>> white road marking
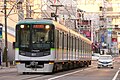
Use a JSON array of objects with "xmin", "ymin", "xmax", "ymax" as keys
[
  {"xmin": 24, "ymin": 75, "xmax": 51, "ymax": 80},
  {"xmin": 47, "ymin": 67, "xmax": 93, "ymax": 80},
  {"xmin": 112, "ymin": 68, "xmax": 120, "ymax": 80}
]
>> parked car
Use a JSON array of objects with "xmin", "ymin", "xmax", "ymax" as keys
[
  {"xmin": 97, "ymin": 55, "xmax": 113, "ymax": 69},
  {"xmin": 92, "ymin": 53, "xmax": 100, "ymax": 60}
]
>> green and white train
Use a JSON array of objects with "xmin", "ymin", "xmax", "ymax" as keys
[{"xmin": 14, "ymin": 19, "xmax": 92, "ymax": 74}]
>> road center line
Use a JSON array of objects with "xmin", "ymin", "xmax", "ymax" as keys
[
  {"xmin": 112, "ymin": 68, "xmax": 120, "ymax": 80},
  {"xmin": 47, "ymin": 67, "xmax": 93, "ymax": 80}
]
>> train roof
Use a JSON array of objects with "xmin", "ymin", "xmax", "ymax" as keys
[
  {"xmin": 16, "ymin": 19, "xmax": 53, "ymax": 25},
  {"xmin": 16, "ymin": 19, "xmax": 92, "ymax": 44}
]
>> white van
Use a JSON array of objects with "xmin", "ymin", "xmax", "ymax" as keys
[{"xmin": 97, "ymin": 55, "xmax": 113, "ymax": 69}]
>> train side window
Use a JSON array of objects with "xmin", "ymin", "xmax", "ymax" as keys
[
  {"xmin": 90, "ymin": 44, "xmax": 91, "ymax": 52},
  {"xmin": 83, "ymin": 41, "xmax": 85, "ymax": 54},
  {"xmin": 84, "ymin": 42, "xmax": 85, "ymax": 54},
  {"xmin": 59, "ymin": 32, "xmax": 62, "ymax": 48},
  {"xmin": 87, "ymin": 44, "xmax": 89, "ymax": 53},
  {"xmin": 86, "ymin": 43, "xmax": 88, "ymax": 55},
  {"xmin": 81, "ymin": 41, "xmax": 84, "ymax": 54},
  {"xmin": 64, "ymin": 34, "xmax": 67, "ymax": 48},
  {"xmin": 67, "ymin": 34, "xmax": 68, "ymax": 59},
  {"xmin": 62, "ymin": 32, "xmax": 64, "ymax": 49},
  {"xmin": 73, "ymin": 36, "xmax": 74, "ymax": 51},
  {"xmin": 69, "ymin": 36, "xmax": 71, "ymax": 50},
  {"xmin": 78, "ymin": 38, "xmax": 79, "ymax": 56},
  {"xmin": 85, "ymin": 42, "xmax": 86, "ymax": 55},
  {"xmin": 79, "ymin": 39, "xmax": 81, "ymax": 52},
  {"xmin": 75, "ymin": 37, "xmax": 76, "ymax": 52},
  {"xmin": 77, "ymin": 38, "xmax": 79, "ymax": 50},
  {"xmin": 76, "ymin": 38, "xmax": 78, "ymax": 50},
  {"xmin": 57, "ymin": 30, "xmax": 59, "ymax": 48},
  {"xmin": 86, "ymin": 43, "xmax": 88, "ymax": 53},
  {"xmin": 67, "ymin": 34, "xmax": 68, "ymax": 50},
  {"xmin": 84, "ymin": 42, "xmax": 86, "ymax": 53},
  {"xmin": 72, "ymin": 36, "xmax": 73, "ymax": 51},
  {"xmin": 81, "ymin": 40, "xmax": 82, "ymax": 53}
]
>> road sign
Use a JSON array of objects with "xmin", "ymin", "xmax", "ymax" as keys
[
  {"xmin": 112, "ymin": 38, "xmax": 117, "ymax": 42},
  {"xmin": 107, "ymin": 28, "xmax": 112, "ymax": 31},
  {"xmin": 101, "ymin": 34, "xmax": 105, "ymax": 42},
  {"xmin": 107, "ymin": 30, "xmax": 112, "ymax": 37}
]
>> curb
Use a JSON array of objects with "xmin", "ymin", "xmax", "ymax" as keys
[{"xmin": 0, "ymin": 66, "xmax": 17, "ymax": 73}]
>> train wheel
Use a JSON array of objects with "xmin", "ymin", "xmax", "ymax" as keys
[
  {"xmin": 53, "ymin": 64, "xmax": 57, "ymax": 73},
  {"xmin": 63, "ymin": 63, "xmax": 69, "ymax": 71},
  {"xmin": 23, "ymin": 72, "xmax": 25, "ymax": 74},
  {"xmin": 86, "ymin": 62, "xmax": 89, "ymax": 67}
]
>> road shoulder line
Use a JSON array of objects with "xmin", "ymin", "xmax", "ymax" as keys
[
  {"xmin": 112, "ymin": 68, "xmax": 120, "ymax": 80},
  {"xmin": 47, "ymin": 67, "xmax": 93, "ymax": 80}
]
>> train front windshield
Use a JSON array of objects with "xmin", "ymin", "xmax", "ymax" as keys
[{"xmin": 16, "ymin": 24, "xmax": 54, "ymax": 53}]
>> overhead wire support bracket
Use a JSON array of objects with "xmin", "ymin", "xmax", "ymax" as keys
[
  {"xmin": 50, "ymin": 4, "xmax": 64, "ymax": 21},
  {"xmin": 7, "ymin": 0, "xmax": 21, "ymax": 18}
]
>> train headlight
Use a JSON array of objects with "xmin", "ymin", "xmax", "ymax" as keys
[
  {"xmin": 20, "ymin": 25, "xmax": 24, "ymax": 28},
  {"xmin": 45, "ymin": 25, "xmax": 50, "ymax": 29},
  {"xmin": 16, "ymin": 62, "xmax": 20, "ymax": 64},
  {"xmin": 49, "ymin": 62, "xmax": 54, "ymax": 64}
]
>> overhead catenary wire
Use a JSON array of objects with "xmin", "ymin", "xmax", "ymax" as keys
[
  {"xmin": 0, "ymin": 0, "xmax": 78, "ymax": 22},
  {"xmin": 57, "ymin": 0, "xmax": 77, "ymax": 19}
]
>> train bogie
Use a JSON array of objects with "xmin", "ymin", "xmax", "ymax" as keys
[{"xmin": 16, "ymin": 62, "xmax": 54, "ymax": 73}]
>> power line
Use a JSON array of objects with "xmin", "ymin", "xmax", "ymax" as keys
[{"xmin": 58, "ymin": 0, "xmax": 76, "ymax": 18}]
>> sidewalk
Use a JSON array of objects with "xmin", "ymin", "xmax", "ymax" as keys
[{"xmin": 0, "ymin": 65, "xmax": 17, "ymax": 73}]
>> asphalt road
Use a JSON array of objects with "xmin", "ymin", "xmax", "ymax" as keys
[{"xmin": 0, "ymin": 57, "xmax": 120, "ymax": 80}]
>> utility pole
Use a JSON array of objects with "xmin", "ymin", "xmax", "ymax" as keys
[
  {"xmin": 26, "ymin": 0, "xmax": 30, "ymax": 18},
  {"xmin": 4, "ymin": 0, "xmax": 8, "ymax": 67},
  {"xmin": 100, "ymin": 0, "xmax": 109, "ymax": 54},
  {"xmin": 103, "ymin": 0, "xmax": 107, "ymax": 30},
  {"xmin": 17, "ymin": 1, "xmax": 24, "ymax": 21},
  {"xmin": 3, "ymin": 0, "xmax": 22, "ymax": 67}
]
